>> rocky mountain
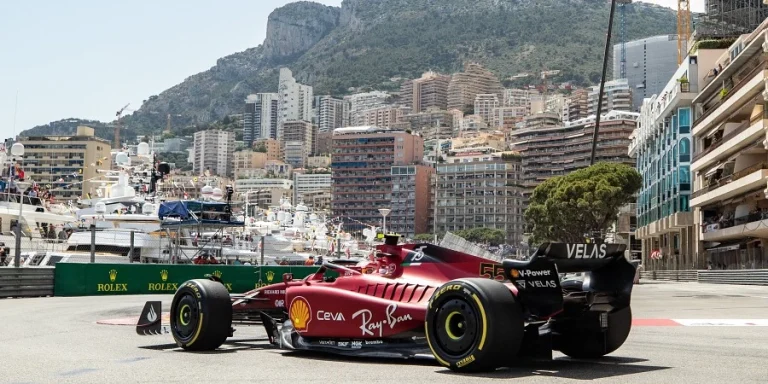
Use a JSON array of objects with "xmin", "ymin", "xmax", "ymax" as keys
[{"xmin": 22, "ymin": 0, "xmax": 677, "ymax": 138}]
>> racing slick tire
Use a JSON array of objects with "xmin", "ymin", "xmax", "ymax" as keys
[
  {"xmin": 557, "ymin": 306, "xmax": 632, "ymax": 358},
  {"xmin": 425, "ymin": 278, "xmax": 524, "ymax": 372},
  {"xmin": 169, "ymin": 279, "xmax": 232, "ymax": 351}
]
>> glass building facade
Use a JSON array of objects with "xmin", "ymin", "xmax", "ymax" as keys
[{"xmin": 637, "ymin": 106, "xmax": 692, "ymax": 227}]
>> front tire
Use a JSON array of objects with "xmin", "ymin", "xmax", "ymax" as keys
[
  {"xmin": 170, "ymin": 279, "xmax": 232, "ymax": 351},
  {"xmin": 425, "ymin": 278, "xmax": 524, "ymax": 372},
  {"xmin": 557, "ymin": 306, "xmax": 632, "ymax": 358}
]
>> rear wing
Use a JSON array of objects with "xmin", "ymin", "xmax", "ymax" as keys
[
  {"xmin": 532, "ymin": 243, "xmax": 627, "ymax": 273},
  {"xmin": 502, "ymin": 243, "xmax": 635, "ymax": 317}
]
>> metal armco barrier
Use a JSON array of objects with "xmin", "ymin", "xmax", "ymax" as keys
[
  {"xmin": 640, "ymin": 270, "xmax": 698, "ymax": 282},
  {"xmin": 54, "ymin": 264, "xmax": 335, "ymax": 296},
  {"xmin": 0, "ymin": 268, "xmax": 55, "ymax": 298},
  {"xmin": 698, "ymin": 270, "xmax": 768, "ymax": 286}
]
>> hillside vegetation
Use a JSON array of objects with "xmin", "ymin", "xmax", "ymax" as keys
[{"xmin": 21, "ymin": 0, "xmax": 676, "ymax": 139}]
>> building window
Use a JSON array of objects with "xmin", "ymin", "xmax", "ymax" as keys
[
  {"xmin": 679, "ymin": 138, "xmax": 690, "ymax": 162},
  {"xmin": 679, "ymin": 166, "xmax": 690, "ymax": 191},
  {"xmin": 679, "ymin": 108, "xmax": 691, "ymax": 132}
]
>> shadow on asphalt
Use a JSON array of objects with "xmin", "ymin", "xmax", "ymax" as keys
[
  {"xmin": 138, "ymin": 337, "xmax": 273, "ymax": 354},
  {"xmin": 140, "ymin": 339, "xmax": 669, "ymax": 380},
  {"xmin": 439, "ymin": 356, "xmax": 670, "ymax": 380},
  {"xmin": 283, "ymin": 352, "xmax": 669, "ymax": 380}
]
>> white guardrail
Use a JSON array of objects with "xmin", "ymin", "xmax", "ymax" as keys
[
  {"xmin": 641, "ymin": 269, "xmax": 768, "ymax": 285},
  {"xmin": 0, "ymin": 267, "xmax": 55, "ymax": 298}
]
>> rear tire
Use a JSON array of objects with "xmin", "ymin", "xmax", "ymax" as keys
[
  {"xmin": 557, "ymin": 306, "xmax": 632, "ymax": 358},
  {"xmin": 425, "ymin": 278, "xmax": 524, "ymax": 372},
  {"xmin": 170, "ymin": 279, "xmax": 232, "ymax": 351}
]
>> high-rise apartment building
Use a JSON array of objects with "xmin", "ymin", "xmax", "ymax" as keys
[
  {"xmin": 688, "ymin": 24, "xmax": 768, "ymax": 270},
  {"xmin": 277, "ymin": 68, "xmax": 313, "ymax": 139},
  {"xmin": 342, "ymin": 91, "xmax": 390, "ymax": 127},
  {"xmin": 360, "ymin": 106, "xmax": 409, "ymax": 128},
  {"xmin": 193, "ymin": 130, "xmax": 235, "ymax": 177},
  {"xmin": 588, "ymin": 79, "xmax": 633, "ymax": 115},
  {"xmin": 293, "ymin": 172, "xmax": 332, "ymax": 205},
  {"xmin": 243, "ymin": 93, "xmax": 278, "ymax": 144},
  {"xmin": 390, "ymin": 165, "xmax": 434, "ymax": 238},
  {"xmin": 282, "ymin": 120, "xmax": 314, "ymax": 168},
  {"xmin": 331, "ymin": 127, "xmax": 424, "ymax": 233},
  {"xmin": 314, "ymin": 96, "xmax": 344, "ymax": 133},
  {"xmin": 629, "ymin": 49, "xmax": 710, "ymax": 270},
  {"xmin": 474, "ymin": 94, "xmax": 500, "ymax": 126},
  {"xmin": 435, "ymin": 153, "xmax": 524, "ymax": 244},
  {"xmin": 504, "ymin": 89, "xmax": 534, "ymax": 110},
  {"xmin": 510, "ymin": 110, "xmax": 637, "ymax": 193},
  {"xmin": 566, "ymin": 89, "xmax": 590, "ymax": 122},
  {"xmin": 613, "ymin": 35, "xmax": 679, "ymax": 111},
  {"xmin": 447, "ymin": 63, "xmax": 504, "ymax": 112},
  {"xmin": 492, "ymin": 107, "xmax": 528, "ymax": 130},
  {"xmin": 19, "ymin": 126, "xmax": 112, "ymax": 202},
  {"xmin": 404, "ymin": 107, "xmax": 454, "ymax": 139},
  {"xmin": 400, "ymin": 71, "xmax": 450, "ymax": 113}
]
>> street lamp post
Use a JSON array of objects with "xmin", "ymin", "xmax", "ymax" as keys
[
  {"xmin": 11, "ymin": 142, "xmax": 24, "ymax": 268},
  {"xmin": 378, "ymin": 208, "xmax": 391, "ymax": 236}
]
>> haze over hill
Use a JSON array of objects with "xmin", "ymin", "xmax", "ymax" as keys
[{"xmin": 21, "ymin": 0, "xmax": 677, "ymax": 139}]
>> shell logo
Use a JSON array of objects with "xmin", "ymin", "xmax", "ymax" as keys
[
  {"xmin": 510, "ymin": 269, "xmax": 520, "ymax": 278},
  {"xmin": 289, "ymin": 296, "xmax": 311, "ymax": 332}
]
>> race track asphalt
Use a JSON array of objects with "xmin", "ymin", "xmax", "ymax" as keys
[{"xmin": 1, "ymin": 281, "xmax": 767, "ymax": 384}]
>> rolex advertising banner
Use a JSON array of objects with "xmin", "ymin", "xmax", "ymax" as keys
[{"xmin": 54, "ymin": 264, "xmax": 328, "ymax": 296}]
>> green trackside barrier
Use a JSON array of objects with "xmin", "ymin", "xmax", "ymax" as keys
[{"xmin": 53, "ymin": 263, "xmax": 337, "ymax": 296}]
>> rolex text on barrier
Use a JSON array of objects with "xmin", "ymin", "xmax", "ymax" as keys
[{"xmin": 53, "ymin": 264, "xmax": 330, "ymax": 296}]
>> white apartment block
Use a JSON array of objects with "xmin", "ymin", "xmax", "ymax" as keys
[
  {"xmin": 293, "ymin": 173, "xmax": 331, "ymax": 204},
  {"xmin": 458, "ymin": 115, "xmax": 489, "ymax": 137},
  {"xmin": 503, "ymin": 88, "xmax": 534, "ymax": 109},
  {"xmin": 193, "ymin": 130, "xmax": 235, "ymax": 177},
  {"xmin": 588, "ymin": 78, "xmax": 633, "ymax": 115},
  {"xmin": 277, "ymin": 68, "xmax": 313, "ymax": 139},
  {"xmin": 342, "ymin": 91, "xmax": 390, "ymax": 127},
  {"xmin": 474, "ymin": 94, "xmax": 500, "ymax": 126},
  {"xmin": 492, "ymin": 106, "xmax": 528, "ymax": 129},
  {"xmin": 361, "ymin": 106, "xmax": 410, "ymax": 127}
]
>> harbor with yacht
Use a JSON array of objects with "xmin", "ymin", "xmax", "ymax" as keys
[{"xmin": 0, "ymin": 136, "xmax": 378, "ymax": 269}]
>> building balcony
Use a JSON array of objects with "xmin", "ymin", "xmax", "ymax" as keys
[
  {"xmin": 701, "ymin": 211, "xmax": 768, "ymax": 242},
  {"xmin": 692, "ymin": 64, "xmax": 767, "ymax": 138},
  {"xmin": 695, "ymin": 28, "xmax": 768, "ymax": 104},
  {"xmin": 691, "ymin": 118, "xmax": 767, "ymax": 172},
  {"xmin": 691, "ymin": 162, "xmax": 768, "ymax": 208}
]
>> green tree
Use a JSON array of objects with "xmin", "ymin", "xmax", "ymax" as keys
[
  {"xmin": 524, "ymin": 162, "xmax": 641, "ymax": 244},
  {"xmin": 414, "ymin": 233, "xmax": 436, "ymax": 242},
  {"xmin": 254, "ymin": 142, "xmax": 267, "ymax": 153},
  {"xmin": 453, "ymin": 227, "xmax": 506, "ymax": 246}
]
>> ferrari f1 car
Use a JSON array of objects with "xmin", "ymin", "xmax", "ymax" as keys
[{"xmin": 137, "ymin": 235, "xmax": 636, "ymax": 372}]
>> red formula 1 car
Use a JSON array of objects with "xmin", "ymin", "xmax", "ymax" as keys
[{"xmin": 137, "ymin": 235, "xmax": 636, "ymax": 372}]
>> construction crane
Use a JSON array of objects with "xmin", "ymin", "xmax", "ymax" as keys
[
  {"xmin": 115, "ymin": 103, "xmax": 131, "ymax": 149},
  {"xmin": 617, "ymin": 0, "xmax": 632, "ymax": 79},
  {"xmin": 677, "ymin": 0, "xmax": 691, "ymax": 64},
  {"xmin": 165, "ymin": 113, "xmax": 182, "ymax": 134}
]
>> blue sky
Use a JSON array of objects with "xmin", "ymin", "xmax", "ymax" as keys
[{"xmin": 0, "ymin": 0, "xmax": 700, "ymax": 139}]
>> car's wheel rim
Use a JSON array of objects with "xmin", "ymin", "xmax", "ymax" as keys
[
  {"xmin": 434, "ymin": 298, "xmax": 478, "ymax": 356},
  {"xmin": 173, "ymin": 293, "xmax": 199, "ymax": 341}
]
